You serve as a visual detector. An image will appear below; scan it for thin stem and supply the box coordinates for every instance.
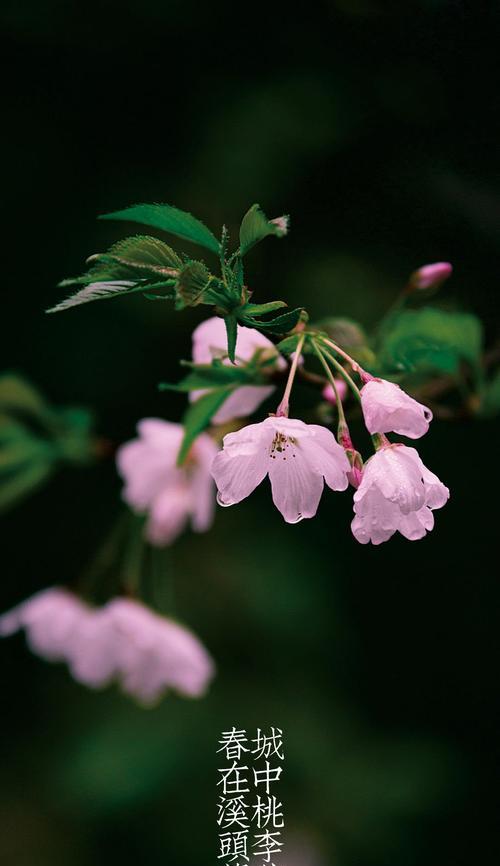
[275,333,306,416]
[312,340,347,427]
[320,336,364,373]
[319,345,362,402]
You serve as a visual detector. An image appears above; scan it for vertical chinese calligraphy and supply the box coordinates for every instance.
[217,727,284,865]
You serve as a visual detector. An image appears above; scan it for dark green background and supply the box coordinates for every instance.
[1,2,499,865]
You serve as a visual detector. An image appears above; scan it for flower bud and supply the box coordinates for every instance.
[322,379,348,406]
[409,262,453,291]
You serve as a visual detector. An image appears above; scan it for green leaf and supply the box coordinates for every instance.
[0,374,50,419]
[99,203,221,254]
[99,235,182,272]
[239,204,289,256]
[47,280,142,313]
[240,307,303,335]
[175,261,213,308]
[239,301,287,316]
[177,388,234,465]
[0,457,54,512]
[159,364,252,392]
[378,307,483,375]
[275,334,301,355]
[224,314,238,363]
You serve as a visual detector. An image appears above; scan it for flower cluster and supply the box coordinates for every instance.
[0,587,215,704]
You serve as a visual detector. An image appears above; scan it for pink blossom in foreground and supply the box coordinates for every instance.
[116,419,218,546]
[322,378,348,406]
[410,262,453,290]
[352,444,449,545]
[361,378,433,439]
[190,316,286,424]
[211,417,350,523]
[0,587,92,663]
[0,589,215,703]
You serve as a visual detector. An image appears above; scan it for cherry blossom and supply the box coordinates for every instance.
[211,416,350,523]
[351,443,449,545]
[116,419,217,546]
[190,316,286,424]
[97,598,215,704]
[322,378,348,405]
[0,587,93,663]
[0,589,215,703]
[361,378,433,439]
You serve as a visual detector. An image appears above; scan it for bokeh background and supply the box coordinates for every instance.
[1,1,499,864]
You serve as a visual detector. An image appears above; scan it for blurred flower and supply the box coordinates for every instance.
[0,589,215,704]
[270,215,289,235]
[212,417,350,523]
[410,262,453,290]
[352,443,449,545]
[190,316,286,424]
[361,378,433,438]
[92,598,215,704]
[0,587,92,662]
[117,419,217,546]
[322,378,348,405]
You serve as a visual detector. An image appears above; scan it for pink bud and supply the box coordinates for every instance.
[410,262,453,290]
[322,379,348,406]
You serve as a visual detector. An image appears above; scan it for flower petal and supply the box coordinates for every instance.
[268,445,324,523]
[211,422,271,506]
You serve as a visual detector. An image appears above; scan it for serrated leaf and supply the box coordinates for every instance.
[47,280,140,313]
[101,235,182,272]
[240,307,303,335]
[177,388,234,465]
[175,261,213,308]
[99,203,221,254]
[379,307,483,375]
[239,204,289,256]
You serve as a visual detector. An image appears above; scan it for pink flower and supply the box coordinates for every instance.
[190,316,286,424]
[211,417,350,524]
[361,378,433,439]
[0,587,92,663]
[116,419,218,546]
[0,589,215,703]
[410,262,453,290]
[322,378,348,405]
[352,444,449,545]
[97,598,215,704]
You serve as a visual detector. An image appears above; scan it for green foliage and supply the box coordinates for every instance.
[177,387,235,465]
[175,261,214,309]
[378,307,483,375]
[238,306,304,335]
[99,203,221,254]
[159,361,257,392]
[0,373,96,511]
[224,314,238,363]
[239,204,289,255]
[479,370,500,417]
[98,235,182,272]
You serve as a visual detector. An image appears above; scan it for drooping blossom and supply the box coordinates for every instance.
[190,316,286,424]
[361,378,433,439]
[92,598,215,704]
[0,589,215,703]
[351,443,449,545]
[0,587,93,663]
[116,419,218,546]
[410,262,453,290]
[322,378,348,406]
[211,416,350,523]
